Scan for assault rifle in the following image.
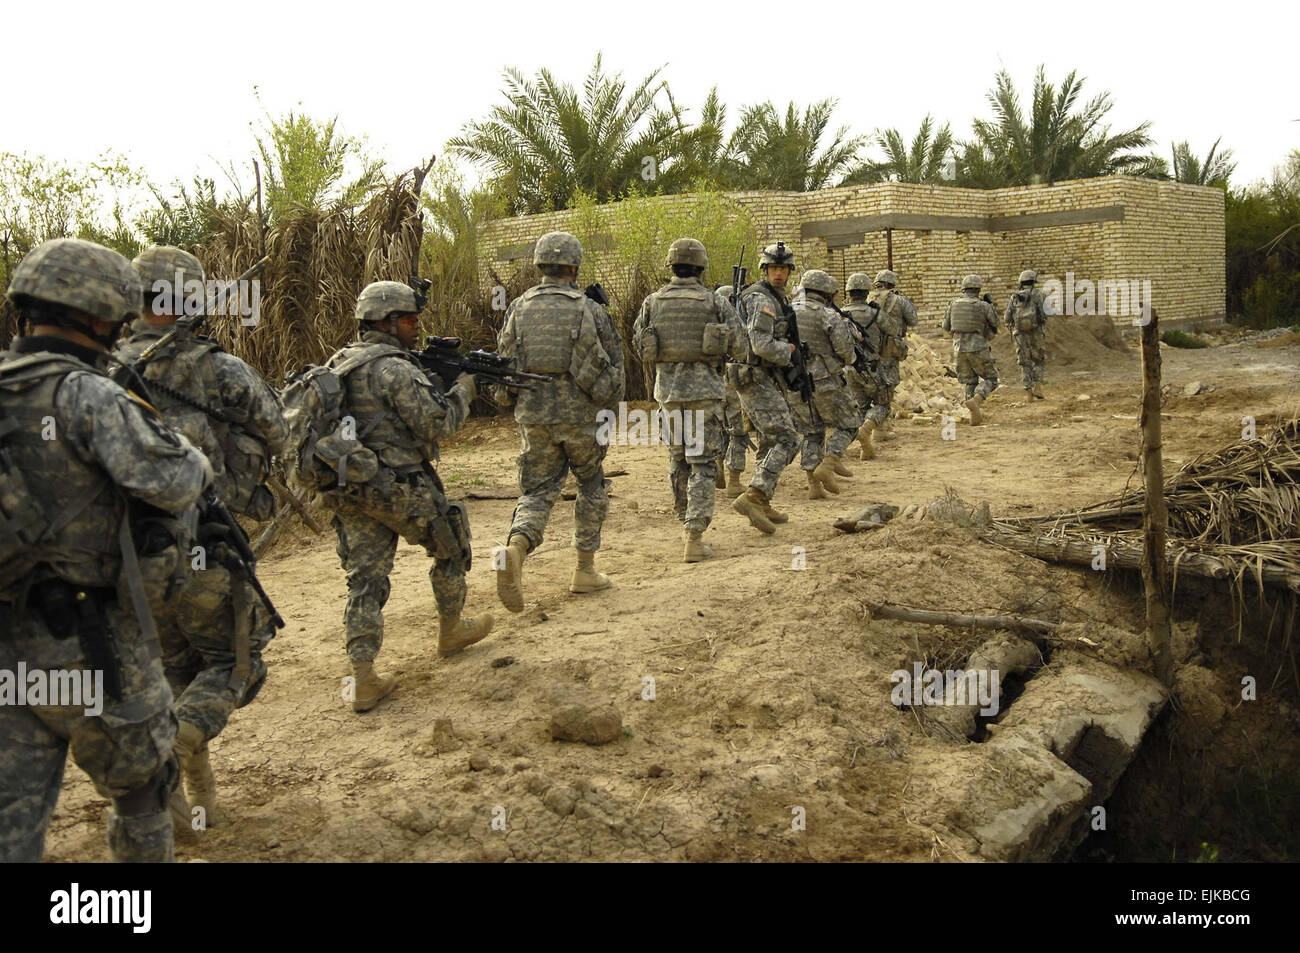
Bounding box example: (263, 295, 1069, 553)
(132, 257, 269, 369)
(584, 283, 610, 308)
(416, 336, 553, 392)
(834, 300, 880, 378)
(731, 245, 747, 313)
(765, 281, 814, 403)
(198, 487, 286, 631)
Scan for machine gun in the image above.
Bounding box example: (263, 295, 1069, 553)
(415, 336, 553, 392)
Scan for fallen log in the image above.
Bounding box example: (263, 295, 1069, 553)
(865, 601, 1058, 635)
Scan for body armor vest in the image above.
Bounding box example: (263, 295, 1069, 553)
(329, 342, 427, 469)
(796, 304, 836, 359)
(514, 284, 585, 375)
(947, 296, 986, 333)
(647, 283, 720, 363)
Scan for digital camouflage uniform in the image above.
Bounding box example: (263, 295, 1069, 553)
(0, 238, 211, 863)
(943, 277, 1001, 421)
(841, 299, 883, 420)
(320, 327, 476, 663)
(114, 248, 290, 748)
(733, 279, 801, 499)
(1006, 271, 1051, 392)
(864, 277, 919, 426)
(792, 274, 859, 477)
(632, 259, 747, 549)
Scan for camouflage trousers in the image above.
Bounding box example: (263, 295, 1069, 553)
(661, 399, 725, 533)
(509, 420, 609, 553)
(799, 378, 860, 470)
(844, 367, 877, 423)
(1013, 329, 1046, 387)
(865, 359, 901, 425)
(731, 365, 800, 498)
(326, 473, 469, 663)
(156, 559, 272, 743)
(716, 388, 750, 474)
(955, 347, 1000, 400)
(0, 597, 177, 863)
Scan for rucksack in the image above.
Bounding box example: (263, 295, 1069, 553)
(281, 345, 404, 494)
(1013, 291, 1041, 331)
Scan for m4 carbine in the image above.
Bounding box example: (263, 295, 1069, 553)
(416, 336, 553, 392)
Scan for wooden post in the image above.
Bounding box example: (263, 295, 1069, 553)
(885, 227, 893, 271)
(1140, 308, 1174, 685)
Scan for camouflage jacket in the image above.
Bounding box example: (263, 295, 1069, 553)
(114, 320, 289, 519)
(869, 289, 919, 358)
(0, 336, 210, 594)
(793, 295, 857, 381)
(1005, 287, 1051, 334)
(740, 281, 796, 368)
(496, 278, 625, 427)
(942, 294, 1000, 352)
(632, 278, 746, 403)
(326, 329, 473, 473)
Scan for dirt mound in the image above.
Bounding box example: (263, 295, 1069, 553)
(990, 314, 1131, 373)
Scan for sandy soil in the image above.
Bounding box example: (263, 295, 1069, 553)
(42, 324, 1300, 862)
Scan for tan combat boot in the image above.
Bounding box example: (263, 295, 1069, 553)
(812, 458, 842, 494)
(683, 528, 712, 563)
(714, 467, 727, 489)
(174, 721, 225, 828)
(828, 453, 854, 478)
(723, 469, 745, 499)
(1033, 381, 1045, 400)
(807, 469, 827, 500)
(857, 421, 876, 460)
(169, 787, 198, 843)
(1024, 387, 1034, 402)
(495, 535, 529, 613)
(570, 550, 611, 594)
(351, 659, 398, 712)
(759, 495, 788, 524)
(966, 394, 985, 426)
(438, 613, 495, 657)
(732, 487, 776, 534)
(877, 419, 896, 442)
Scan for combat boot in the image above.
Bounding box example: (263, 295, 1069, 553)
(807, 469, 827, 500)
(857, 421, 876, 460)
(732, 487, 776, 534)
(168, 787, 198, 843)
(570, 549, 611, 593)
(829, 453, 854, 478)
(1033, 381, 1044, 400)
(350, 659, 397, 711)
(877, 419, 896, 442)
(438, 613, 495, 657)
(966, 394, 985, 426)
(174, 720, 225, 828)
(723, 469, 745, 499)
(812, 458, 842, 494)
(714, 467, 727, 489)
(759, 495, 788, 524)
(683, 528, 712, 563)
(495, 535, 529, 613)
(1024, 387, 1034, 402)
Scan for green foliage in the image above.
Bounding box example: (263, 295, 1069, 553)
(844, 115, 955, 185)
(137, 177, 225, 248)
(726, 99, 865, 191)
(1226, 151, 1300, 327)
(1171, 137, 1236, 186)
(1161, 328, 1209, 348)
(957, 66, 1155, 187)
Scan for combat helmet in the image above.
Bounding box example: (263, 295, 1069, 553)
(715, 285, 734, 298)
(759, 241, 796, 268)
(666, 237, 708, 270)
(801, 269, 838, 296)
(874, 269, 898, 287)
(961, 274, 983, 291)
(1018, 269, 1037, 285)
(533, 231, 583, 269)
(6, 237, 143, 327)
(355, 281, 424, 323)
(846, 272, 873, 293)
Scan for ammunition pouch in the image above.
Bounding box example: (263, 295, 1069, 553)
(701, 322, 730, 358)
(637, 327, 660, 365)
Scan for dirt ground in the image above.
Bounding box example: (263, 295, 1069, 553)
(44, 321, 1300, 862)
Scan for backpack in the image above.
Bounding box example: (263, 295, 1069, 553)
(281, 346, 403, 494)
(1013, 291, 1041, 331)
(0, 402, 53, 594)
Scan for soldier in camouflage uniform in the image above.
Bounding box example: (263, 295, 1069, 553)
(865, 269, 919, 441)
(728, 242, 805, 535)
(113, 246, 289, 827)
(633, 240, 747, 562)
(321, 281, 492, 713)
(942, 274, 1000, 425)
(493, 232, 625, 611)
(1006, 268, 1051, 400)
(0, 238, 211, 862)
(713, 285, 751, 500)
(792, 270, 860, 499)
(841, 272, 884, 459)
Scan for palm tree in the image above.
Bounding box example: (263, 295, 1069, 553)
(1170, 137, 1236, 186)
(728, 99, 866, 191)
(448, 54, 693, 214)
(957, 66, 1154, 187)
(844, 115, 955, 184)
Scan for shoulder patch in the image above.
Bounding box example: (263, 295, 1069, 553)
(761, 305, 775, 317)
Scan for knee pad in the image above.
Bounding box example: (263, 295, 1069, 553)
(112, 759, 178, 818)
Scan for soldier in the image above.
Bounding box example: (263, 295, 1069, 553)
(841, 272, 883, 459)
(493, 232, 625, 610)
(865, 269, 919, 441)
(713, 285, 751, 499)
(633, 240, 746, 562)
(1006, 268, 1051, 400)
(321, 280, 492, 713)
(0, 238, 211, 862)
(942, 274, 1000, 425)
(793, 270, 860, 499)
(728, 242, 805, 534)
(113, 246, 289, 827)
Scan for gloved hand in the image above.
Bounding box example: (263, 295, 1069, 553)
(455, 372, 479, 402)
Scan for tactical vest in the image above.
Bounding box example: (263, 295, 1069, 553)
(947, 296, 986, 334)
(796, 304, 836, 359)
(647, 283, 722, 363)
(1013, 291, 1041, 332)
(515, 284, 585, 375)
(744, 283, 792, 366)
(0, 354, 124, 593)
(329, 341, 429, 469)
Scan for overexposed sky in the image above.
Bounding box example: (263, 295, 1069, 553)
(6, 0, 1296, 197)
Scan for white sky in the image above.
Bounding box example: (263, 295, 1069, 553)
(6, 0, 1296, 200)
